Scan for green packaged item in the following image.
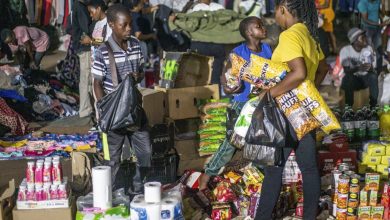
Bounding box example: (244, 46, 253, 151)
(200, 134, 226, 141)
(198, 126, 226, 134)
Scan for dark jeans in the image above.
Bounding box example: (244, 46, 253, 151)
(364, 27, 383, 73)
(104, 127, 152, 193)
(341, 72, 379, 107)
(255, 122, 320, 220)
(190, 41, 226, 85)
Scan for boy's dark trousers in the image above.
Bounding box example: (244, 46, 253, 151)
(104, 127, 152, 193)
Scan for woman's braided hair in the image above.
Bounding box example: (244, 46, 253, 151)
(275, 0, 319, 43)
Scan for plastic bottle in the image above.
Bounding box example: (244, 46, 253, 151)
(26, 161, 35, 185)
(43, 183, 51, 200)
(354, 109, 366, 141)
(52, 160, 62, 185)
(43, 161, 52, 184)
(50, 184, 58, 200)
(26, 185, 35, 201)
(342, 106, 355, 142)
(367, 108, 380, 140)
(18, 185, 27, 201)
(35, 162, 44, 186)
(35, 185, 43, 201)
(58, 184, 67, 200)
(380, 105, 390, 137)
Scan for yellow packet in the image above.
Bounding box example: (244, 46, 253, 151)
(294, 80, 341, 134)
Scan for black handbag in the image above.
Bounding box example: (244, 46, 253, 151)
(243, 92, 287, 166)
(96, 42, 143, 133)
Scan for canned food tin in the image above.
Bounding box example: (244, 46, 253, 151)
(349, 184, 360, 194)
(333, 170, 342, 190)
(336, 208, 347, 220)
(347, 207, 357, 215)
(339, 163, 350, 172)
(348, 198, 358, 208)
(338, 175, 350, 194)
(350, 174, 359, 184)
(337, 193, 348, 209)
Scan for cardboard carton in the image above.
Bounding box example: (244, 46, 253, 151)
(175, 139, 200, 161)
(317, 150, 357, 175)
(161, 52, 213, 88)
(139, 88, 167, 125)
(156, 85, 220, 120)
(13, 197, 76, 220)
(0, 179, 15, 220)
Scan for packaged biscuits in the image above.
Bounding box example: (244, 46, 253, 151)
(365, 173, 380, 191)
(371, 206, 384, 220)
(358, 206, 371, 220)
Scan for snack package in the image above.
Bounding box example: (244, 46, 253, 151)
(211, 202, 232, 220)
(243, 54, 289, 89)
(275, 90, 320, 139)
(224, 171, 243, 184)
(371, 206, 384, 220)
(366, 142, 386, 156)
(370, 190, 378, 206)
(360, 190, 368, 206)
(230, 97, 259, 149)
(358, 206, 371, 220)
(293, 80, 341, 134)
(365, 173, 380, 191)
(213, 181, 237, 202)
(226, 53, 248, 89)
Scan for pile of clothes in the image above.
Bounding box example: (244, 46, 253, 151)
(0, 64, 80, 136)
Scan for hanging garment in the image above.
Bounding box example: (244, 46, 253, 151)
(57, 0, 65, 25)
(25, 0, 35, 23)
(0, 98, 29, 136)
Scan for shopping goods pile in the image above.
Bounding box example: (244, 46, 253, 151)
(198, 99, 230, 156)
(16, 156, 69, 209)
(0, 132, 101, 159)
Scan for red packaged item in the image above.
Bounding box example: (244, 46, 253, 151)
(317, 150, 357, 175)
(211, 203, 232, 220)
(248, 194, 261, 218)
(213, 181, 237, 202)
(295, 202, 304, 217)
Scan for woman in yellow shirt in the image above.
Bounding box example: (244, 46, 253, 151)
(255, 0, 329, 219)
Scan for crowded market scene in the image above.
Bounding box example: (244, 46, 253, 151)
(0, 0, 390, 219)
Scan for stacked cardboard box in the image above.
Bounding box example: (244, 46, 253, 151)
(360, 142, 390, 178)
(157, 52, 219, 175)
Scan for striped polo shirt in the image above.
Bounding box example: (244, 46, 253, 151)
(91, 36, 144, 93)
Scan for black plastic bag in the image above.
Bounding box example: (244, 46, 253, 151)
(97, 75, 143, 133)
(243, 92, 287, 166)
(245, 92, 286, 147)
(225, 104, 240, 140)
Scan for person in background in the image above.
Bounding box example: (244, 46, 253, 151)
(358, 0, 389, 73)
(88, 0, 113, 61)
(186, 0, 226, 86)
(88, 0, 112, 44)
(340, 28, 378, 107)
(72, 0, 94, 119)
(199, 16, 272, 190)
(92, 4, 151, 195)
(255, 0, 328, 219)
(124, 0, 158, 62)
(0, 26, 49, 69)
(317, 0, 338, 54)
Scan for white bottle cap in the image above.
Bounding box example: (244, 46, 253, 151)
(37, 159, 44, 164)
(51, 184, 58, 190)
(44, 161, 51, 167)
(27, 161, 35, 167)
(45, 157, 52, 162)
(27, 185, 35, 191)
(59, 184, 66, 190)
(19, 185, 26, 190)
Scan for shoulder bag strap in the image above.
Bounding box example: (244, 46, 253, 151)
(104, 42, 119, 87)
(102, 23, 108, 41)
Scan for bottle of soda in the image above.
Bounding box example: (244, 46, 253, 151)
(367, 108, 380, 140)
(354, 109, 367, 142)
(342, 106, 355, 142)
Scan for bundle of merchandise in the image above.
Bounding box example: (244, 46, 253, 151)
(227, 53, 341, 140)
(331, 165, 384, 220)
(360, 141, 390, 178)
(0, 132, 102, 159)
(130, 182, 184, 220)
(198, 99, 230, 156)
(380, 182, 390, 220)
(339, 106, 381, 143)
(17, 156, 69, 209)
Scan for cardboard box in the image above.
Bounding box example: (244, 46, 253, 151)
(161, 52, 213, 88)
(317, 150, 357, 175)
(13, 197, 76, 220)
(175, 139, 199, 161)
(156, 85, 220, 120)
(0, 159, 72, 189)
(139, 88, 167, 125)
(0, 179, 15, 220)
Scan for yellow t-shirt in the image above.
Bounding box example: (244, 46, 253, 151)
(271, 23, 325, 82)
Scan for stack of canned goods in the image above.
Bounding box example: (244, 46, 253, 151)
(333, 163, 360, 220)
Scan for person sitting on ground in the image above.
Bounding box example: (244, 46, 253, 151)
(199, 16, 272, 190)
(340, 27, 379, 107)
(1, 26, 49, 70)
